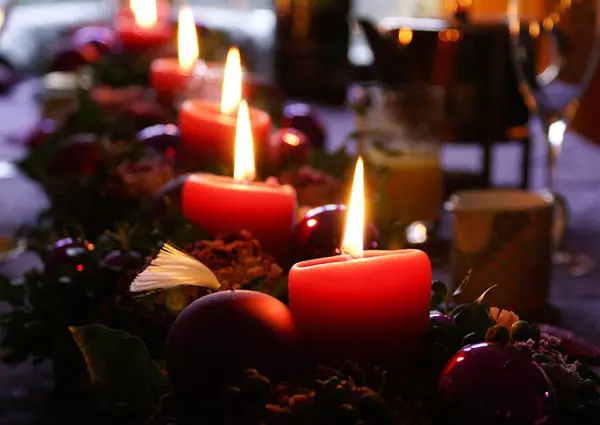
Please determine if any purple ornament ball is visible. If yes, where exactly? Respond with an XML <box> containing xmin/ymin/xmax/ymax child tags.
<box><xmin>438</xmin><ymin>343</ymin><xmax>553</xmax><ymax>425</ymax></box>
<box><xmin>293</xmin><ymin>204</ymin><xmax>380</xmax><ymax>262</ymax></box>
<box><xmin>152</xmin><ymin>174</ymin><xmax>190</xmax><ymax>217</ymax></box>
<box><xmin>70</xmin><ymin>25</ymin><xmax>118</xmax><ymax>55</ymax></box>
<box><xmin>136</xmin><ymin>124</ymin><xmax>180</xmax><ymax>154</ymax></box>
<box><xmin>167</xmin><ymin>290</ymin><xmax>297</xmax><ymax>406</ymax></box>
<box><xmin>269</xmin><ymin>128</ymin><xmax>311</xmax><ymax>169</ymax></box>
<box><xmin>430</xmin><ymin>311</ymin><xmax>455</xmax><ymax>326</ymax></box>
<box><xmin>281</xmin><ymin>103</ymin><xmax>326</xmax><ymax>149</ymax></box>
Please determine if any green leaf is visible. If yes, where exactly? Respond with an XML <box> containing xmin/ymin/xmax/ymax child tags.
<box><xmin>69</xmin><ymin>324</ymin><xmax>165</xmax><ymax>390</ymax></box>
<box><xmin>0</xmin><ymin>275</ymin><xmax>26</xmax><ymax>306</ymax></box>
<box><xmin>454</xmin><ymin>303</ymin><xmax>493</xmax><ymax>339</ymax></box>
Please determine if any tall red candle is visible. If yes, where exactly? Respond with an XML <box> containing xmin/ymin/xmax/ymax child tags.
<box><xmin>115</xmin><ymin>0</ymin><xmax>173</xmax><ymax>49</ymax></box>
<box><xmin>181</xmin><ymin>101</ymin><xmax>296</xmax><ymax>260</ymax></box>
<box><xmin>288</xmin><ymin>158</ymin><xmax>432</xmax><ymax>366</ymax></box>
<box><xmin>149</xmin><ymin>5</ymin><xmax>199</xmax><ymax>99</ymax></box>
<box><xmin>178</xmin><ymin>47</ymin><xmax>272</xmax><ymax>164</ymax></box>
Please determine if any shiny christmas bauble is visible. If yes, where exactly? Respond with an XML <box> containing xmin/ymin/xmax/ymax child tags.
<box><xmin>166</xmin><ymin>290</ymin><xmax>297</xmax><ymax>408</ymax></box>
<box><xmin>152</xmin><ymin>174</ymin><xmax>190</xmax><ymax>217</ymax></box>
<box><xmin>70</xmin><ymin>25</ymin><xmax>119</xmax><ymax>55</ymax></box>
<box><xmin>46</xmin><ymin>134</ymin><xmax>102</xmax><ymax>176</ymax></box>
<box><xmin>136</xmin><ymin>124</ymin><xmax>180</xmax><ymax>154</ymax></box>
<box><xmin>293</xmin><ymin>204</ymin><xmax>380</xmax><ymax>262</ymax></box>
<box><xmin>47</xmin><ymin>44</ymin><xmax>99</xmax><ymax>72</ymax></box>
<box><xmin>281</xmin><ymin>103</ymin><xmax>326</xmax><ymax>149</ymax></box>
<box><xmin>46</xmin><ymin>238</ymin><xmax>90</xmax><ymax>267</ymax></box>
<box><xmin>430</xmin><ymin>311</ymin><xmax>455</xmax><ymax>326</ymax></box>
<box><xmin>438</xmin><ymin>343</ymin><xmax>553</xmax><ymax>425</ymax></box>
<box><xmin>269</xmin><ymin>128</ymin><xmax>311</xmax><ymax>169</ymax></box>
<box><xmin>101</xmin><ymin>250</ymin><xmax>143</xmax><ymax>271</ymax></box>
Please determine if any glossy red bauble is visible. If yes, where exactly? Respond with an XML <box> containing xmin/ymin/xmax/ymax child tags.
<box><xmin>438</xmin><ymin>343</ymin><xmax>553</xmax><ymax>425</ymax></box>
<box><xmin>269</xmin><ymin>128</ymin><xmax>311</xmax><ymax>169</ymax></box>
<box><xmin>46</xmin><ymin>134</ymin><xmax>102</xmax><ymax>176</ymax></box>
<box><xmin>166</xmin><ymin>290</ymin><xmax>297</xmax><ymax>407</ymax></box>
<box><xmin>281</xmin><ymin>103</ymin><xmax>326</xmax><ymax>149</ymax></box>
<box><xmin>293</xmin><ymin>204</ymin><xmax>380</xmax><ymax>262</ymax></box>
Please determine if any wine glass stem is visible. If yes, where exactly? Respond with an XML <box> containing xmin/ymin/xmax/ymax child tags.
<box><xmin>545</xmin><ymin>119</ymin><xmax>566</xmax><ymax>192</ymax></box>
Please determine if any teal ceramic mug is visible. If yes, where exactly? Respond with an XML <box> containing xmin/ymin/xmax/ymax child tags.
<box><xmin>446</xmin><ymin>189</ymin><xmax>564</xmax><ymax>315</ymax></box>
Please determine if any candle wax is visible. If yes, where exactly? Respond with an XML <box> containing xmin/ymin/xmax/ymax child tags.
<box><xmin>150</xmin><ymin>58</ymin><xmax>191</xmax><ymax>99</ymax></box>
<box><xmin>114</xmin><ymin>2</ymin><xmax>173</xmax><ymax>49</ymax></box>
<box><xmin>181</xmin><ymin>173</ymin><xmax>296</xmax><ymax>263</ymax></box>
<box><xmin>179</xmin><ymin>99</ymin><xmax>272</xmax><ymax>165</ymax></box>
<box><xmin>288</xmin><ymin>249</ymin><xmax>431</xmax><ymax>366</ymax></box>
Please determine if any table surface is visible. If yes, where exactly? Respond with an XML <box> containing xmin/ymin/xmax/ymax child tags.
<box><xmin>1</xmin><ymin>79</ymin><xmax>600</xmax><ymax>424</ymax></box>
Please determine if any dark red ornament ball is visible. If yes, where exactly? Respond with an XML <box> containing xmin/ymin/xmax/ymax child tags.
<box><xmin>167</xmin><ymin>290</ymin><xmax>297</xmax><ymax>407</ymax></box>
<box><xmin>438</xmin><ymin>343</ymin><xmax>553</xmax><ymax>425</ymax></box>
<box><xmin>293</xmin><ymin>204</ymin><xmax>380</xmax><ymax>262</ymax></box>
<box><xmin>46</xmin><ymin>134</ymin><xmax>101</xmax><ymax>176</ymax></box>
<box><xmin>269</xmin><ymin>128</ymin><xmax>311</xmax><ymax>169</ymax></box>
<box><xmin>281</xmin><ymin>103</ymin><xmax>326</xmax><ymax>149</ymax></box>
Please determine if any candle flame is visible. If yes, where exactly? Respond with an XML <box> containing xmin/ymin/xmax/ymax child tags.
<box><xmin>221</xmin><ymin>47</ymin><xmax>243</xmax><ymax>115</ymax></box>
<box><xmin>341</xmin><ymin>157</ymin><xmax>364</xmax><ymax>258</ymax></box>
<box><xmin>177</xmin><ymin>5</ymin><xmax>199</xmax><ymax>73</ymax></box>
<box><xmin>130</xmin><ymin>0</ymin><xmax>157</xmax><ymax>29</ymax></box>
<box><xmin>233</xmin><ymin>100</ymin><xmax>255</xmax><ymax>182</ymax></box>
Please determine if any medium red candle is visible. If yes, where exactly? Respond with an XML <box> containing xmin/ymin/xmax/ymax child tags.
<box><xmin>115</xmin><ymin>0</ymin><xmax>173</xmax><ymax>49</ymax></box>
<box><xmin>181</xmin><ymin>101</ymin><xmax>296</xmax><ymax>259</ymax></box>
<box><xmin>288</xmin><ymin>158</ymin><xmax>432</xmax><ymax>366</ymax></box>
<box><xmin>178</xmin><ymin>48</ymin><xmax>272</xmax><ymax>164</ymax></box>
<box><xmin>149</xmin><ymin>5</ymin><xmax>198</xmax><ymax>99</ymax></box>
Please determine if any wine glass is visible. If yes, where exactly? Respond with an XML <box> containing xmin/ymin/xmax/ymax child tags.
<box><xmin>507</xmin><ymin>0</ymin><xmax>600</xmax><ymax>276</ymax></box>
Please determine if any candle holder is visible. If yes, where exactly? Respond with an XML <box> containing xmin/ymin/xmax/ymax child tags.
<box><xmin>348</xmin><ymin>83</ymin><xmax>445</xmax><ymax>246</ymax></box>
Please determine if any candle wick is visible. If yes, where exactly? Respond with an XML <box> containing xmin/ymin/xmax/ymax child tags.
<box><xmin>341</xmin><ymin>247</ymin><xmax>362</xmax><ymax>259</ymax></box>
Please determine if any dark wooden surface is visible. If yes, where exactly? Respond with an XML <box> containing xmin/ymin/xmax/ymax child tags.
<box><xmin>0</xmin><ymin>79</ymin><xmax>600</xmax><ymax>424</ymax></box>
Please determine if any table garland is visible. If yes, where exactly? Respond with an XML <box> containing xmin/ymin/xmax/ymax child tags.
<box><xmin>1</xmin><ymin>23</ymin><xmax>600</xmax><ymax>425</ymax></box>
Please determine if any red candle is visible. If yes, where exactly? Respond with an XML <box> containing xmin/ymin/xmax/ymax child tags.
<box><xmin>178</xmin><ymin>47</ymin><xmax>272</xmax><ymax>164</ymax></box>
<box><xmin>149</xmin><ymin>5</ymin><xmax>199</xmax><ymax>99</ymax></box>
<box><xmin>115</xmin><ymin>0</ymin><xmax>173</xmax><ymax>49</ymax></box>
<box><xmin>288</xmin><ymin>158</ymin><xmax>432</xmax><ymax>366</ymax></box>
<box><xmin>181</xmin><ymin>101</ymin><xmax>296</xmax><ymax>259</ymax></box>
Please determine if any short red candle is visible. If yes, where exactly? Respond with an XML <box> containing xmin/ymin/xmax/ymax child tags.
<box><xmin>181</xmin><ymin>174</ymin><xmax>296</xmax><ymax>260</ymax></box>
<box><xmin>114</xmin><ymin>0</ymin><xmax>173</xmax><ymax>49</ymax></box>
<box><xmin>150</xmin><ymin>58</ymin><xmax>191</xmax><ymax>98</ymax></box>
<box><xmin>288</xmin><ymin>249</ymin><xmax>432</xmax><ymax>366</ymax></box>
<box><xmin>179</xmin><ymin>99</ymin><xmax>272</xmax><ymax>164</ymax></box>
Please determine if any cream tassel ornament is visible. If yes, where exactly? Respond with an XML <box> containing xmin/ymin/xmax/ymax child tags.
<box><xmin>130</xmin><ymin>243</ymin><xmax>221</xmax><ymax>293</ymax></box>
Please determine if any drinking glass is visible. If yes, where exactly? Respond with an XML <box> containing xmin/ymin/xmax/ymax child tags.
<box><xmin>507</xmin><ymin>0</ymin><xmax>600</xmax><ymax>275</ymax></box>
<box><xmin>349</xmin><ymin>83</ymin><xmax>445</xmax><ymax>246</ymax></box>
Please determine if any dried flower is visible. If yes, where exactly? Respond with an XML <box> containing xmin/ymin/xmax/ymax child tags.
<box><xmin>185</xmin><ymin>230</ymin><xmax>283</xmax><ymax>291</ymax></box>
<box><xmin>490</xmin><ymin>307</ymin><xmax>520</xmax><ymax>329</ymax></box>
<box><xmin>103</xmin><ymin>157</ymin><xmax>175</xmax><ymax>200</ymax></box>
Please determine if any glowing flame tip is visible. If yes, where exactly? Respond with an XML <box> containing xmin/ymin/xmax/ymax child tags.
<box><xmin>233</xmin><ymin>100</ymin><xmax>255</xmax><ymax>182</ymax></box>
<box><xmin>220</xmin><ymin>47</ymin><xmax>243</xmax><ymax>115</ymax></box>
<box><xmin>341</xmin><ymin>157</ymin><xmax>365</xmax><ymax>258</ymax></box>
<box><xmin>177</xmin><ymin>5</ymin><xmax>199</xmax><ymax>73</ymax></box>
